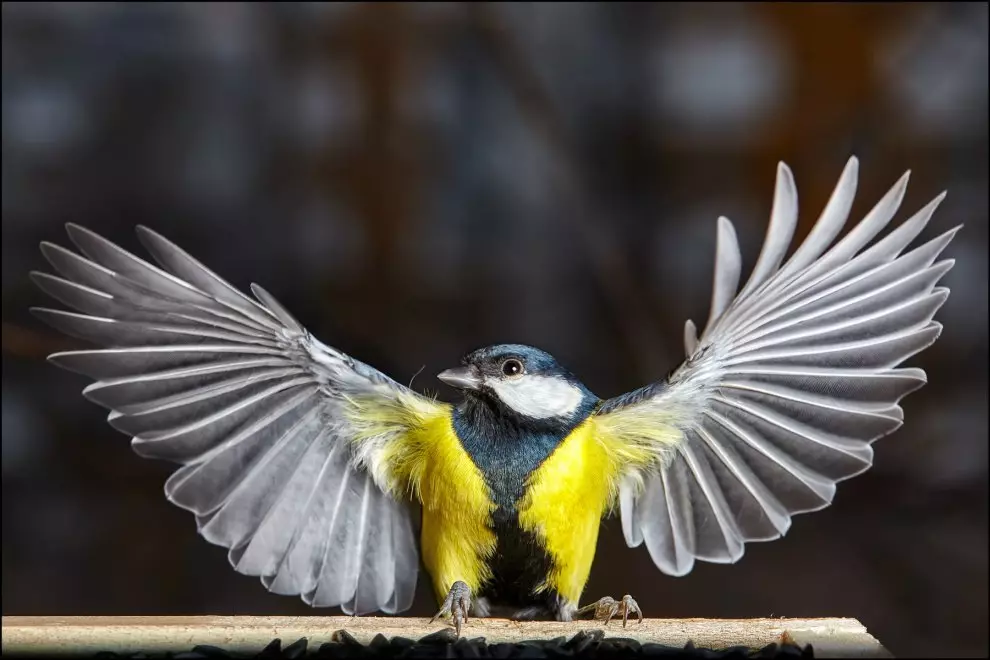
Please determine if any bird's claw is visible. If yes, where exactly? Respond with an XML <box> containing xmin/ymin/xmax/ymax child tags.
<box><xmin>430</xmin><ymin>580</ymin><xmax>472</xmax><ymax>637</ymax></box>
<box><xmin>576</xmin><ymin>594</ymin><xmax>643</xmax><ymax>627</ymax></box>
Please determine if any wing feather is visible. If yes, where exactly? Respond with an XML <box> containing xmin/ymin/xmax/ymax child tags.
<box><xmin>703</xmin><ymin>218</ymin><xmax>743</xmax><ymax>337</ymax></box>
<box><xmin>135</xmin><ymin>225</ymin><xmax>280</xmax><ymax>329</ymax></box>
<box><xmin>82</xmin><ymin>359</ymin><xmax>297</xmax><ymax>409</ymax></box>
<box><xmin>736</xmin><ymin>163</ymin><xmax>799</xmax><ymax>299</ymax></box>
<box><xmin>32</xmin><ymin>225</ymin><xmax>442</xmax><ymax>614</ymax></box>
<box><xmin>596</xmin><ymin>157</ymin><xmax>957</xmax><ymax>576</ymax></box>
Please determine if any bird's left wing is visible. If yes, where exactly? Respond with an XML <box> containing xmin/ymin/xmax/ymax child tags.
<box><xmin>592</xmin><ymin>157</ymin><xmax>958</xmax><ymax>577</ymax></box>
<box><xmin>30</xmin><ymin>224</ymin><xmax>446</xmax><ymax>614</ymax></box>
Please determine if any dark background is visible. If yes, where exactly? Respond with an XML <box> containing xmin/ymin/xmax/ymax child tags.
<box><xmin>2</xmin><ymin>3</ymin><xmax>987</xmax><ymax>657</ymax></box>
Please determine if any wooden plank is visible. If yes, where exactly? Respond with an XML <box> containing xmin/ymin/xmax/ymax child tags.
<box><xmin>1</xmin><ymin>616</ymin><xmax>891</xmax><ymax>657</ymax></box>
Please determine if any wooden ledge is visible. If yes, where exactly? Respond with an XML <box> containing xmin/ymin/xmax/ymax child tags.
<box><xmin>1</xmin><ymin>616</ymin><xmax>892</xmax><ymax>657</ymax></box>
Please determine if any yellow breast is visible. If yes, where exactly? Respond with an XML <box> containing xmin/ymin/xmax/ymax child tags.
<box><xmin>377</xmin><ymin>404</ymin><xmax>623</xmax><ymax>607</ymax></box>
<box><xmin>403</xmin><ymin>411</ymin><xmax>497</xmax><ymax>601</ymax></box>
<box><xmin>516</xmin><ymin>417</ymin><xmax>616</xmax><ymax>605</ymax></box>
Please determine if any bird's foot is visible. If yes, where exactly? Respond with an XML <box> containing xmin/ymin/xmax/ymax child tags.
<box><xmin>430</xmin><ymin>580</ymin><xmax>472</xmax><ymax>637</ymax></box>
<box><xmin>576</xmin><ymin>594</ymin><xmax>643</xmax><ymax>627</ymax></box>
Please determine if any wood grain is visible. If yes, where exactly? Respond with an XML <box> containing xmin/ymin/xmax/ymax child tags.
<box><xmin>1</xmin><ymin>616</ymin><xmax>891</xmax><ymax>657</ymax></box>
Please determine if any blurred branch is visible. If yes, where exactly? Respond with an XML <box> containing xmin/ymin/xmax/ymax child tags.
<box><xmin>467</xmin><ymin>4</ymin><xmax>669</xmax><ymax>379</ymax></box>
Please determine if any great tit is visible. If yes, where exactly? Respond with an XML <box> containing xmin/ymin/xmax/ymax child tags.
<box><xmin>29</xmin><ymin>157</ymin><xmax>957</xmax><ymax>634</ymax></box>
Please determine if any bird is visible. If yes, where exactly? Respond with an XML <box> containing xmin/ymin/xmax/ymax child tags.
<box><xmin>28</xmin><ymin>156</ymin><xmax>957</xmax><ymax>635</ymax></box>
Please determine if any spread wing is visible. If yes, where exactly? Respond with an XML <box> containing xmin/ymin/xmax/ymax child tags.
<box><xmin>30</xmin><ymin>224</ymin><xmax>443</xmax><ymax>614</ymax></box>
<box><xmin>593</xmin><ymin>157</ymin><xmax>958</xmax><ymax>577</ymax></box>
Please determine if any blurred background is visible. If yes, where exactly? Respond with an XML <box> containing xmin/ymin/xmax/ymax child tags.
<box><xmin>2</xmin><ymin>2</ymin><xmax>987</xmax><ymax>657</ymax></box>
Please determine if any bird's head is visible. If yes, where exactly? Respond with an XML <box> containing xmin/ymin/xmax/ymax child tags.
<box><xmin>437</xmin><ymin>344</ymin><xmax>598</xmax><ymax>421</ymax></box>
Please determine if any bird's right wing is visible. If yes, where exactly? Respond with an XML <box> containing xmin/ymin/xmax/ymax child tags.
<box><xmin>31</xmin><ymin>224</ymin><xmax>447</xmax><ymax>614</ymax></box>
<box><xmin>592</xmin><ymin>157</ymin><xmax>958</xmax><ymax>577</ymax></box>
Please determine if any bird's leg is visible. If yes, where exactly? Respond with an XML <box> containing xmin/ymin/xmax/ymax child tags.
<box><xmin>576</xmin><ymin>594</ymin><xmax>643</xmax><ymax>627</ymax></box>
<box><xmin>430</xmin><ymin>580</ymin><xmax>473</xmax><ymax>636</ymax></box>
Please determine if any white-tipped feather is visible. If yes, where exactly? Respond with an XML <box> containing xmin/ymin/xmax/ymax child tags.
<box><xmin>683</xmin><ymin>319</ymin><xmax>699</xmax><ymax>357</ymax></box>
<box><xmin>775</xmin><ymin>156</ymin><xmax>860</xmax><ymax>282</ymax></box>
<box><xmin>32</xmin><ymin>225</ymin><xmax>428</xmax><ymax>615</ymax></box>
<box><xmin>250</xmin><ymin>283</ymin><xmax>304</xmax><ymax>334</ymax></box>
<box><xmin>601</xmin><ymin>158</ymin><xmax>957</xmax><ymax>577</ymax></box>
<box><xmin>135</xmin><ymin>225</ymin><xmax>281</xmax><ymax>330</ymax></box>
<box><xmin>704</xmin><ymin>217</ymin><xmax>743</xmax><ymax>336</ymax></box>
<box><xmin>736</xmin><ymin>163</ymin><xmax>799</xmax><ymax>300</ymax></box>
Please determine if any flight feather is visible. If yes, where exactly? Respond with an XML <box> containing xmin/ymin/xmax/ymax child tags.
<box><xmin>594</xmin><ymin>157</ymin><xmax>957</xmax><ymax>577</ymax></box>
<box><xmin>32</xmin><ymin>224</ymin><xmax>444</xmax><ymax>614</ymax></box>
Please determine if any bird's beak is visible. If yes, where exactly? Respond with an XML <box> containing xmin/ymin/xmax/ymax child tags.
<box><xmin>437</xmin><ymin>365</ymin><xmax>482</xmax><ymax>391</ymax></box>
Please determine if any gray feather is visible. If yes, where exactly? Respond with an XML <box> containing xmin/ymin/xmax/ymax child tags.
<box><xmin>347</xmin><ymin>484</ymin><xmax>395</xmax><ymax>614</ymax></box>
<box><xmin>250</xmin><ymin>284</ymin><xmax>304</xmax><ymax>334</ymax></box>
<box><xmin>165</xmin><ymin>396</ymin><xmax>323</xmax><ymax>515</ymax></box>
<box><xmin>797</xmin><ymin>170</ymin><xmax>910</xmax><ymax>285</ymax></box>
<box><xmin>30</xmin><ymin>272</ymin><xmax>121</xmax><ymax>317</ymax></box>
<box><xmin>30</xmin><ymin>271</ymin><xmax>274</xmax><ymax>339</ymax></box>
<box><xmin>49</xmin><ymin>345</ymin><xmax>284</xmax><ymax>379</ymax></box>
<box><xmin>774</xmin><ymin>156</ymin><xmax>859</xmax><ymax>282</ymax></box>
<box><xmin>66</xmin><ymin>223</ymin><xmax>209</xmax><ymax>305</ymax></box>
<box><xmin>135</xmin><ymin>225</ymin><xmax>279</xmax><ymax>331</ymax></box>
<box><xmin>386</xmin><ymin>501</ymin><xmax>420</xmax><ymax>613</ymax></box>
<box><xmin>683</xmin><ymin>319</ymin><xmax>699</xmax><ymax>357</ymax></box>
<box><xmin>41</xmin><ymin>237</ymin><xmax>271</xmax><ymax>335</ymax></box>
<box><xmin>730</xmin><ymin>226</ymin><xmax>956</xmax><ymax>345</ymax></box>
<box><xmin>238</xmin><ymin>431</ymin><xmax>341</xmax><ymax>579</ymax></box>
<box><xmin>720</xmin><ymin>366</ymin><xmax>926</xmax><ymax>405</ymax></box>
<box><xmin>605</xmin><ymin>158</ymin><xmax>957</xmax><ymax>578</ymax></box>
<box><xmin>30</xmin><ymin>308</ymin><xmax>276</xmax><ymax>349</ymax></box>
<box><xmin>715</xmin><ymin>167</ymin><xmax>916</xmax><ymax>340</ymax></box>
<box><xmin>32</xmin><ymin>225</ymin><xmax>426</xmax><ymax>614</ymax></box>
<box><xmin>678</xmin><ymin>437</ymin><xmax>745</xmax><ymax>563</ymax></box>
<box><xmin>111</xmin><ymin>371</ymin><xmax>308</xmax><ymax>437</ymax></box>
<box><xmin>703</xmin><ymin>217</ymin><xmax>742</xmax><ymax>336</ymax></box>
<box><xmin>83</xmin><ymin>359</ymin><xmax>295</xmax><ymax>409</ymax></box>
<box><xmin>638</xmin><ymin>456</ymin><xmax>695</xmax><ymax>576</ymax></box>
<box><xmin>129</xmin><ymin>379</ymin><xmax>317</xmax><ymax>460</ymax></box>
<box><xmin>737</xmin><ymin>163</ymin><xmax>798</xmax><ymax>299</ymax></box>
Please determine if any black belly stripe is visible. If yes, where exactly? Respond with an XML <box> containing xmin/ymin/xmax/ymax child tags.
<box><xmin>451</xmin><ymin>393</ymin><xmax>595</xmax><ymax>609</ymax></box>
<box><xmin>482</xmin><ymin>519</ymin><xmax>556</xmax><ymax>607</ymax></box>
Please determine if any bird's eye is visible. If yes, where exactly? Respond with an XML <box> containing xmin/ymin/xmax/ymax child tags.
<box><xmin>502</xmin><ymin>359</ymin><xmax>523</xmax><ymax>377</ymax></box>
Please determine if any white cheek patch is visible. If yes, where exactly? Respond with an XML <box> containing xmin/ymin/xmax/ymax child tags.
<box><xmin>488</xmin><ymin>375</ymin><xmax>584</xmax><ymax>419</ymax></box>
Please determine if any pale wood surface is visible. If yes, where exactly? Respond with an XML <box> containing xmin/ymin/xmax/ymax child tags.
<box><xmin>1</xmin><ymin>616</ymin><xmax>892</xmax><ymax>657</ymax></box>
